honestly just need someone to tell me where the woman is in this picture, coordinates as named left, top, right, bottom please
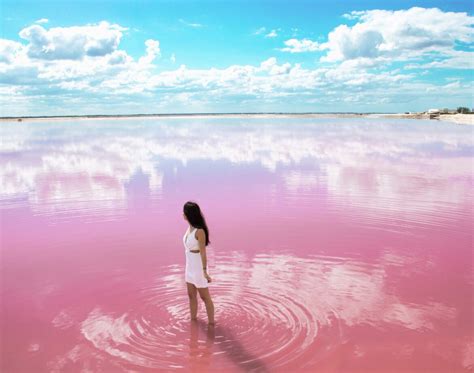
left=183, top=201, right=215, bottom=325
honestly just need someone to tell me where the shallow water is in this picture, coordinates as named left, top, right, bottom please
left=1, top=118, right=473, bottom=372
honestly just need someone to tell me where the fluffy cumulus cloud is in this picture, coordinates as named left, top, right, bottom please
left=280, top=7, right=474, bottom=71
left=0, top=22, right=160, bottom=90
left=0, top=7, right=473, bottom=116
left=138, top=39, right=160, bottom=64
left=18, top=21, right=126, bottom=60
left=320, top=7, right=474, bottom=62
left=0, top=39, right=24, bottom=63
left=259, top=57, right=291, bottom=75
left=280, top=38, right=321, bottom=53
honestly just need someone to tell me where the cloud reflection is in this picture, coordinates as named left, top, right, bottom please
left=0, top=118, right=472, bottom=221
left=71, top=249, right=461, bottom=370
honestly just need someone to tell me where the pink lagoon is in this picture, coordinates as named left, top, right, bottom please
left=1, top=117, right=473, bottom=372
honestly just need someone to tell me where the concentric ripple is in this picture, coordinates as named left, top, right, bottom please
left=79, top=252, right=345, bottom=371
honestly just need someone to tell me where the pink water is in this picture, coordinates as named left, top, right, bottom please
left=1, top=118, right=473, bottom=372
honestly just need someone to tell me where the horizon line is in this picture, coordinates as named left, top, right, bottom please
left=1, top=111, right=414, bottom=119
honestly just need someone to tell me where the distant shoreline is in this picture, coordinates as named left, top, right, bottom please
left=1, top=112, right=472, bottom=125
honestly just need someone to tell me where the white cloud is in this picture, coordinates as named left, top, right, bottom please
left=138, top=39, right=160, bottom=65
left=265, top=29, right=278, bottom=38
left=280, top=6, right=473, bottom=71
left=1, top=118, right=470, bottom=212
left=280, top=38, right=321, bottom=53
left=1, top=12, right=472, bottom=115
left=0, top=22, right=161, bottom=94
left=342, top=12, right=362, bottom=20
left=179, top=19, right=203, bottom=28
left=2, top=45, right=470, bottom=115
left=0, top=43, right=40, bottom=86
left=253, top=27, right=266, bottom=35
left=443, top=81, right=461, bottom=89
left=19, top=21, right=127, bottom=60
left=259, top=57, right=291, bottom=75
left=108, top=50, right=132, bottom=65
left=321, top=7, right=474, bottom=62
left=322, top=25, right=384, bottom=61
left=405, top=50, right=474, bottom=70
left=0, top=39, right=25, bottom=63
left=35, top=18, right=49, bottom=24
left=254, top=27, right=280, bottom=38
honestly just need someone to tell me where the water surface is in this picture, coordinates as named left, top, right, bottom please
left=1, top=118, right=473, bottom=372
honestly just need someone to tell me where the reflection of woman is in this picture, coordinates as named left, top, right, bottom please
left=188, top=319, right=215, bottom=371
left=183, top=201, right=215, bottom=325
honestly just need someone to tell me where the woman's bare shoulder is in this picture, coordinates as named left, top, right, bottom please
left=195, top=228, right=205, bottom=239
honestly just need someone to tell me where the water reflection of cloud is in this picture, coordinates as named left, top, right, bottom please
left=81, top=307, right=150, bottom=366
left=322, top=159, right=471, bottom=225
left=281, top=156, right=471, bottom=227
left=1, top=125, right=164, bottom=217
left=70, top=249, right=462, bottom=370
left=1, top=119, right=471, bottom=218
left=247, top=252, right=456, bottom=332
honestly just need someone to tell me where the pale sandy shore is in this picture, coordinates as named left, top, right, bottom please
left=369, top=113, right=474, bottom=125
left=437, top=114, right=474, bottom=125
left=1, top=113, right=473, bottom=125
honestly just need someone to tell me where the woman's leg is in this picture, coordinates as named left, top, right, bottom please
left=197, top=287, right=215, bottom=325
left=186, top=282, right=198, bottom=320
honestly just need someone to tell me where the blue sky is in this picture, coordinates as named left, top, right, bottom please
left=1, top=0, right=473, bottom=115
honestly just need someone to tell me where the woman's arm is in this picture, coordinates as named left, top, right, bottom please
left=196, top=229, right=207, bottom=270
left=196, top=229, right=211, bottom=282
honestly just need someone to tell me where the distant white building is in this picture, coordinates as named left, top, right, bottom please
left=427, top=108, right=440, bottom=114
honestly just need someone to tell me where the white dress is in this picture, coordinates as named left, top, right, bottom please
left=183, top=227, right=209, bottom=288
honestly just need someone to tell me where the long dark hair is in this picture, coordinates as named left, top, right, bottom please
left=183, top=201, right=210, bottom=246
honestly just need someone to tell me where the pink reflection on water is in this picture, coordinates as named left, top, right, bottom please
left=1, top=118, right=473, bottom=372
